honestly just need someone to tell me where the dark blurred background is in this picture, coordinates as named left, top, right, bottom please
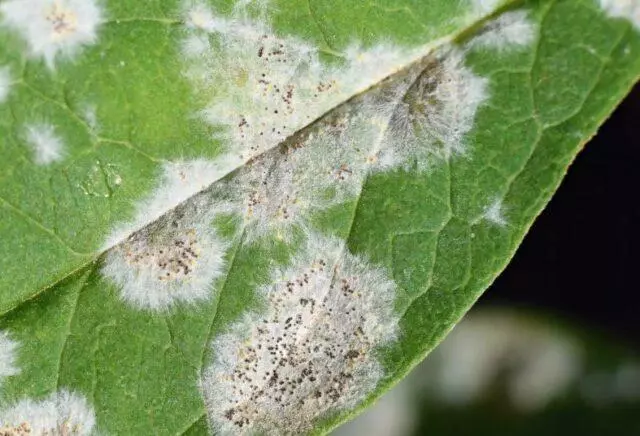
left=480, top=84, right=640, bottom=349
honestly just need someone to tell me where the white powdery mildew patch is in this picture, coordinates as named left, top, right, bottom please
left=468, top=10, right=537, bottom=51
left=101, top=160, right=237, bottom=310
left=469, top=0, right=503, bottom=17
left=180, top=0, right=428, bottom=163
left=0, top=331, right=20, bottom=387
left=102, top=189, right=229, bottom=311
left=0, top=390, right=95, bottom=435
left=0, top=0, right=104, bottom=69
left=24, top=122, right=65, bottom=165
left=481, top=198, right=507, bottom=226
left=104, top=159, right=236, bottom=249
left=81, top=103, right=99, bottom=133
left=0, top=67, right=10, bottom=104
left=379, top=48, right=489, bottom=169
left=209, top=96, right=395, bottom=241
left=598, top=0, right=640, bottom=30
left=206, top=46, right=488, bottom=241
left=202, top=234, right=398, bottom=434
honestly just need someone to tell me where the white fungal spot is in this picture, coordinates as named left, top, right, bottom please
left=102, top=204, right=227, bottom=311
left=469, top=0, right=503, bottom=17
left=202, top=233, right=398, bottom=434
left=598, top=0, right=640, bottom=30
left=101, top=159, right=238, bottom=310
left=0, top=331, right=20, bottom=387
left=467, top=10, right=537, bottom=51
left=0, top=390, right=96, bottom=435
left=104, top=159, right=237, bottom=249
left=180, top=0, right=430, bottom=163
left=210, top=107, right=377, bottom=241
left=481, top=198, right=507, bottom=226
left=379, top=48, right=489, bottom=169
left=1, top=0, right=103, bottom=68
left=80, top=103, right=98, bottom=133
left=0, top=67, right=11, bottom=104
left=24, top=123, right=65, bottom=165
left=0, top=0, right=104, bottom=69
left=183, top=0, right=217, bottom=32
left=180, top=33, right=210, bottom=57
left=101, top=170, right=231, bottom=310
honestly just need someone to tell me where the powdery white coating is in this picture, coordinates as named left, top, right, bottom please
left=467, top=10, right=537, bottom=51
left=482, top=198, right=507, bottom=226
left=0, top=67, right=10, bottom=104
left=81, top=103, right=99, bottom=133
left=468, top=0, right=503, bottom=16
left=0, top=0, right=104, bottom=69
left=183, top=0, right=217, bottom=32
left=180, top=0, right=429, bottom=164
left=209, top=93, right=397, bottom=241
left=102, top=190, right=229, bottom=311
left=202, top=234, right=398, bottom=434
left=24, top=123, right=65, bottom=165
left=102, top=13, right=489, bottom=304
left=101, top=160, right=236, bottom=310
left=598, top=0, right=640, bottom=30
left=206, top=47, right=488, bottom=241
left=379, top=48, right=488, bottom=169
left=0, top=331, right=20, bottom=387
left=0, top=390, right=96, bottom=435
left=103, top=158, right=237, bottom=249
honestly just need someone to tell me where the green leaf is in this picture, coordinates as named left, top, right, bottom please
left=0, top=0, right=638, bottom=434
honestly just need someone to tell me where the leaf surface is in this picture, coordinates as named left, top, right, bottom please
left=0, top=0, right=638, bottom=434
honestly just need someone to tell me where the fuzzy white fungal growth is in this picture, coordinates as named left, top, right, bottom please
left=101, top=160, right=240, bottom=310
left=81, top=103, right=98, bottom=133
left=183, top=0, right=217, bottom=32
left=0, top=0, right=104, bottom=68
left=102, top=14, right=490, bottom=304
left=202, top=234, right=398, bottom=434
left=482, top=198, right=507, bottom=226
left=0, top=67, right=10, bottom=104
left=469, top=0, right=503, bottom=16
left=598, top=0, right=640, bottom=30
left=100, top=160, right=240, bottom=311
left=24, top=123, right=65, bottom=165
left=0, top=331, right=20, bottom=387
left=102, top=189, right=229, bottom=311
left=204, top=46, right=488, bottom=241
left=468, top=10, right=537, bottom=51
left=180, top=0, right=428, bottom=163
left=379, top=48, right=488, bottom=169
left=0, top=390, right=96, bottom=435
left=211, top=103, right=385, bottom=241
left=104, top=159, right=236, bottom=249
